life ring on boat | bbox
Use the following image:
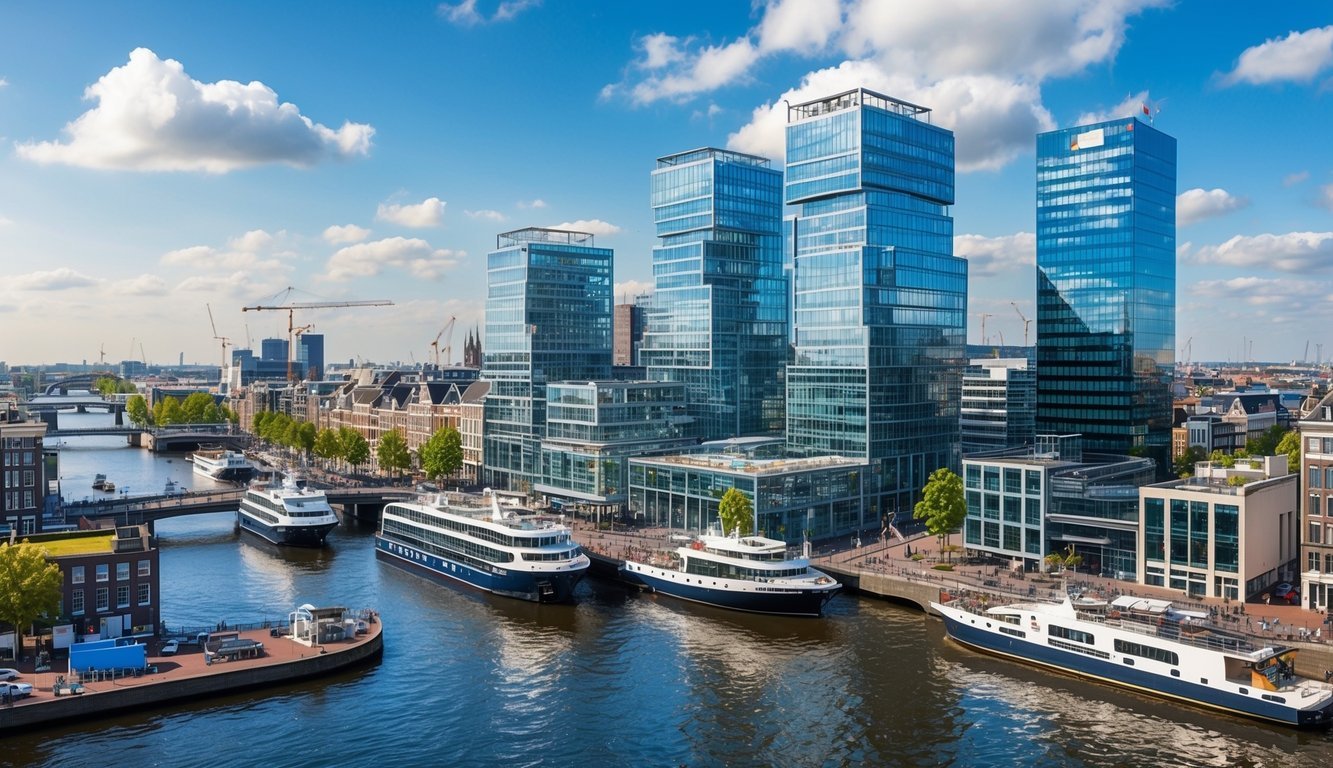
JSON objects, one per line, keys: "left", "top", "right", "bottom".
{"left": 691, "top": 541, "right": 704, "bottom": 550}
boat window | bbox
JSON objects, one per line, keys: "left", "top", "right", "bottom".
{"left": 1049, "top": 625, "right": 1094, "bottom": 645}
{"left": 1113, "top": 639, "right": 1179, "bottom": 666}
{"left": 998, "top": 626, "right": 1025, "bottom": 638}
{"left": 1122, "top": 658, "right": 1134, "bottom": 666}
{"left": 1239, "top": 687, "right": 1248, "bottom": 695}
{"left": 1261, "top": 694, "right": 1286, "bottom": 703}
{"left": 1170, "top": 669, "right": 1180, "bottom": 678}
{"left": 1200, "top": 678, "right": 1207, "bottom": 684}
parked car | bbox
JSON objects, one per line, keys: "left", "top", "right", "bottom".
{"left": 0, "top": 668, "right": 19, "bottom": 682}
{"left": 159, "top": 640, "right": 179, "bottom": 656}
{"left": 0, "top": 682, "right": 33, "bottom": 700}
{"left": 1273, "top": 582, "right": 1301, "bottom": 605}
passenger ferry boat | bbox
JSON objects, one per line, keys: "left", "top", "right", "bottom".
{"left": 620, "top": 530, "right": 841, "bottom": 617}
{"left": 192, "top": 448, "right": 257, "bottom": 483}
{"left": 237, "top": 474, "right": 338, "bottom": 547}
{"left": 375, "top": 490, "right": 589, "bottom": 603}
{"left": 933, "top": 594, "right": 1333, "bottom": 728}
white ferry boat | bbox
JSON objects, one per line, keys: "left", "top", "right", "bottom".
{"left": 191, "top": 448, "right": 257, "bottom": 483}
{"left": 375, "top": 490, "right": 588, "bottom": 603}
{"left": 933, "top": 594, "right": 1333, "bottom": 728}
{"left": 237, "top": 475, "right": 338, "bottom": 547}
{"left": 620, "top": 530, "right": 841, "bottom": 617}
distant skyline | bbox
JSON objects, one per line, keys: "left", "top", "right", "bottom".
{"left": 1, "top": 2, "right": 1331, "bottom": 366}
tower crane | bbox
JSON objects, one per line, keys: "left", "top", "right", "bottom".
{"left": 431, "top": 315, "right": 457, "bottom": 368}
{"left": 975, "top": 313, "right": 993, "bottom": 346}
{"left": 242, "top": 290, "right": 393, "bottom": 381}
{"left": 1011, "top": 302, "right": 1032, "bottom": 347}
{"left": 206, "top": 303, "right": 232, "bottom": 372}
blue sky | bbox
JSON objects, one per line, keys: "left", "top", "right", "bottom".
{"left": 1, "top": 1, "right": 1331, "bottom": 368}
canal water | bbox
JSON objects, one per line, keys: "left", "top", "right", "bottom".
{"left": 7, "top": 414, "right": 1333, "bottom": 767}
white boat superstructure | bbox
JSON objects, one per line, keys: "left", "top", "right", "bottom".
{"left": 934, "top": 594, "right": 1333, "bottom": 727}
{"left": 191, "top": 448, "right": 257, "bottom": 483}
{"left": 237, "top": 474, "right": 338, "bottom": 547}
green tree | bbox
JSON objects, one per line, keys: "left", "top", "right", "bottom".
{"left": 913, "top": 467, "right": 966, "bottom": 562}
{"left": 154, "top": 396, "right": 184, "bottom": 426}
{"left": 376, "top": 429, "right": 412, "bottom": 478}
{"left": 716, "top": 487, "right": 754, "bottom": 536}
{"left": 339, "top": 427, "right": 370, "bottom": 470}
{"left": 1208, "top": 449, "right": 1236, "bottom": 468}
{"left": 1276, "top": 429, "right": 1301, "bottom": 472}
{"left": 295, "top": 422, "right": 317, "bottom": 456}
{"left": 1044, "top": 544, "right": 1083, "bottom": 574}
{"left": 0, "top": 541, "right": 63, "bottom": 659}
{"left": 313, "top": 428, "right": 342, "bottom": 463}
{"left": 1173, "top": 445, "right": 1207, "bottom": 478}
{"left": 125, "top": 394, "right": 151, "bottom": 427}
{"left": 419, "top": 426, "right": 464, "bottom": 484}
{"left": 1247, "top": 424, "right": 1287, "bottom": 457}
{"left": 94, "top": 376, "right": 118, "bottom": 396}
{"left": 180, "top": 392, "right": 215, "bottom": 423}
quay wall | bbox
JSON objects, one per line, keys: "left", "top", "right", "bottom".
{"left": 0, "top": 629, "right": 383, "bottom": 734}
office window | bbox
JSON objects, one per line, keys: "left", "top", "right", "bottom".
{"left": 138, "top": 559, "right": 151, "bottom": 577}
{"left": 96, "top": 564, "right": 109, "bottom": 582}
{"left": 138, "top": 583, "right": 151, "bottom": 606}
{"left": 116, "top": 585, "right": 129, "bottom": 608}
{"left": 72, "top": 566, "right": 85, "bottom": 584}
{"left": 117, "top": 562, "right": 130, "bottom": 581}
{"left": 72, "top": 590, "right": 84, "bottom": 615}
{"left": 1310, "top": 522, "right": 1323, "bottom": 546}
{"left": 95, "top": 587, "right": 109, "bottom": 611}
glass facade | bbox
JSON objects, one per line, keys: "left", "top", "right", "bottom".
{"left": 1035, "top": 118, "right": 1176, "bottom": 467}
{"left": 640, "top": 148, "right": 787, "bottom": 440}
{"left": 536, "top": 381, "right": 695, "bottom": 507}
{"left": 783, "top": 88, "right": 966, "bottom": 521}
{"left": 482, "top": 228, "right": 613, "bottom": 491}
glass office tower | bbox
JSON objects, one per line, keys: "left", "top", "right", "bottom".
{"left": 640, "top": 148, "right": 787, "bottom": 440}
{"left": 1035, "top": 117, "right": 1175, "bottom": 468}
{"left": 482, "top": 228, "right": 613, "bottom": 491}
{"left": 784, "top": 88, "right": 967, "bottom": 520}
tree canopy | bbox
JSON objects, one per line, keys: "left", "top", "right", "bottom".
{"left": 913, "top": 467, "right": 966, "bottom": 561}
{"left": 0, "top": 541, "right": 63, "bottom": 658}
{"left": 376, "top": 429, "right": 413, "bottom": 477}
{"left": 125, "top": 394, "right": 151, "bottom": 427}
{"left": 1173, "top": 445, "right": 1207, "bottom": 478}
{"left": 717, "top": 487, "right": 753, "bottom": 536}
{"left": 419, "top": 426, "right": 464, "bottom": 484}
{"left": 1276, "top": 429, "right": 1301, "bottom": 473}
{"left": 339, "top": 427, "right": 370, "bottom": 469}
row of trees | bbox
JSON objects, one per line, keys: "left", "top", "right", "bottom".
{"left": 94, "top": 377, "right": 137, "bottom": 396}
{"left": 251, "top": 411, "right": 464, "bottom": 482}
{"left": 125, "top": 392, "right": 238, "bottom": 428}
{"left": 1172, "top": 425, "right": 1301, "bottom": 478}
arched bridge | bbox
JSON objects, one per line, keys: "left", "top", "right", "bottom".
{"left": 43, "top": 373, "right": 122, "bottom": 395}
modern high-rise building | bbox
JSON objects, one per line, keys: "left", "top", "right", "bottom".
{"left": 1035, "top": 117, "right": 1176, "bottom": 468}
{"left": 481, "top": 227, "right": 613, "bottom": 492}
{"left": 640, "top": 148, "right": 787, "bottom": 441}
{"left": 613, "top": 302, "right": 644, "bottom": 367}
{"left": 296, "top": 333, "right": 324, "bottom": 382}
{"left": 783, "top": 88, "right": 967, "bottom": 520}
{"left": 960, "top": 357, "right": 1036, "bottom": 454}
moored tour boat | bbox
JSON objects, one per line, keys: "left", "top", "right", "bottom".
{"left": 620, "top": 529, "right": 841, "bottom": 618}
{"left": 932, "top": 594, "right": 1333, "bottom": 728}
{"left": 192, "top": 447, "right": 257, "bottom": 483}
{"left": 237, "top": 474, "right": 338, "bottom": 547}
{"left": 375, "top": 490, "right": 588, "bottom": 603}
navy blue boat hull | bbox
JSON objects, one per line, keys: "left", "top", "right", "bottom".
{"left": 938, "top": 609, "right": 1333, "bottom": 728}
{"left": 238, "top": 510, "right": 336, "bottom": 547}
{"left": 375, "top": 535, "right": 585, "bottom": 603}
{"left": 624, "top": 566, "right": 837, "bottom": 618}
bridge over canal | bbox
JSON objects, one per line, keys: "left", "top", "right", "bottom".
{"left": 62, "top": 485, "right": 417, "bottom": 527}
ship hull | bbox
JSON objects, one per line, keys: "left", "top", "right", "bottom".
{"left": 375, "top": 535, "right": 586, "bottom": 603}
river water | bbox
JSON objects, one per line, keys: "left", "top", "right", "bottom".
{"left": 6, "top": 414, "right": 1332, "bottom": 767}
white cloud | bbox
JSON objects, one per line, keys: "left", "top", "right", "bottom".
{"left": 517, "top": 198, "right": 547, "bottom": 209}
{"left": 1189, "top": 276, "right": 1326, "bottom": 313}
{"left": 9, "top": 267, "right": 99, "bottom": 291}
{"left": 613, "top": 280, "right": 654, "bottom": 302}
{"left": 548, "top": 219, "right": 622, "bottom": 237}
{"left": 176, "top": 270, "right": 262, "bottom": 296}
{"left": 726, "top": 62, "right": 1054, "bottom": 171}
{"left": 628, "top": 38, "right": 760, "bottom": 105}
{"left": 113, "top": 274, "right": 168, "bottom": 296}
{"left": 325, "top": 237, "right": 462, "bottom": 281}
{"left": 639, "top": 33, "right": 686, "bottom": 70}
{"left": 1074, "top": 90, "right": 1152, "bottom": 125}
{"left": 228, "top": 228, "right": 274, "bottom": 252}
{"left": 757, "top": 0, "right": 842, "bottom": 54}
{"left": 15, "top": 48, "right": 373, "bottom": 173}
{"left": 0, "top": 215, "right": 12, "bottom": 227}
{"left": 1221, "top": 25, "right": 1333, "bottom": 86}
{"left": 376, "top": 197, "right": 445, "bottom": 228}
{"left": 323, "top": 224, "right": 371, "bottom": 244}
{"left": 1284, "top": 171, "right": 1310, "bottom": 187}
{"left": 465, "top": 209, "right": 507, "bottom": 222}
{"left": 1320, "top": 184, "right": 1333, "bottom": 212}
{"left": 1184, "top": 231, "right": 1333, "bottom": 272}
{"left": 1176, "top": 188, "right": 1248, "bottom": 227}
{"left": 160, "top": 230, "right": 292, "bottom": 273}
{"left": 954, "top": 232, "right": 1035, "bottom": 276}
{"left": 0, "top": 78, "right": 7, "bottom": 88}
{"left": 438, "top": 0, "right": 539, "bottom": 26}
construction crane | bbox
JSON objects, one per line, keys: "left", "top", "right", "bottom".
{"left": 242, "top": 290, "right": 393, "bottom": 381}
{"left": 1011, "top": 302, "right": 1032, "bottom": 347}
{"left": 1181, "top": 336, "right": 1192, "bottom": 375}
{"left": 975, "top": 313, "right": 993, "bottom": 346}
{"left": 431, "top": 315, "right": 457, "bottom": 368}
{"left": 206, "top": 303, "right": 232, "bottom": 372}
